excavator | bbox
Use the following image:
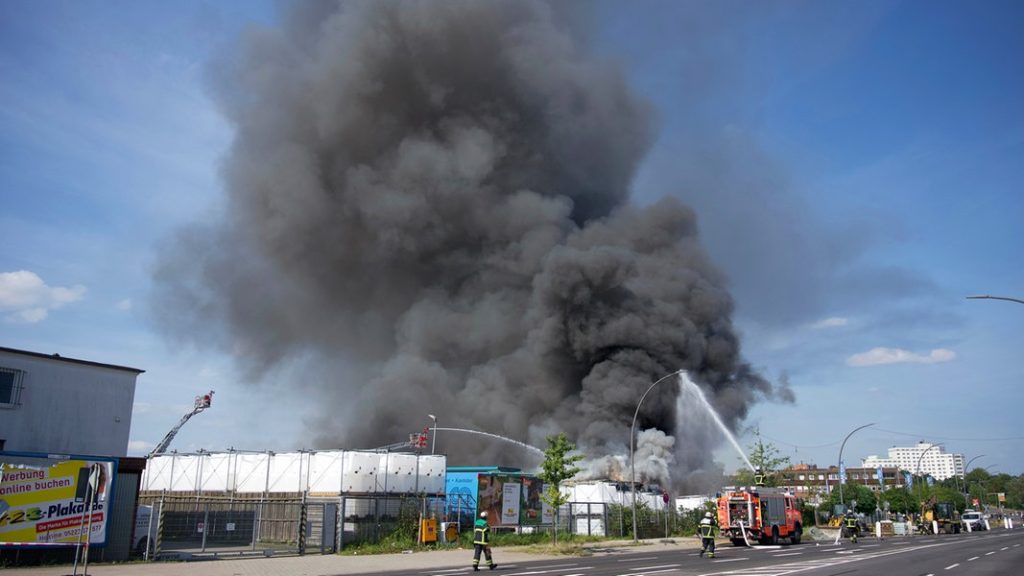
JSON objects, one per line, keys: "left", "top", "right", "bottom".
{"left": 147, "top": 391, "right": 214, "bottom": 457}
{"left": 917, "top": 496, "right": 962, "bottom": 534}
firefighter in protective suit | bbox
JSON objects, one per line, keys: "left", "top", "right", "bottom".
{"left": 698, "top": 511, "right": 718, "bottom": 558}
{"left": 473, "top": 511, "right": 496, "bottom": 571}
{"left": 844, "top": 511, "right": 859, "bottom": 543}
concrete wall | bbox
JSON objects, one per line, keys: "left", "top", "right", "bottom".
{"left": 0, "top": 349, "right": 140, "bottom": 457}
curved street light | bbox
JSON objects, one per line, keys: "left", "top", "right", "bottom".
{"left": 630, "top": 369, "right": 683, "bottom": 543}
{"left": 428, "top": 414, "right": 437, "bottom": 454}
{"left": 915, "top": 443, "right": 943, "bottom": 502}
{"left": 966, "top": 295, "right": 1024, "bottom": 305}
{"left": 962, "top": 454, "right": 986, "bottom": 494}
{"left": 837, "top": 423, "right": 874, "bottom": 510}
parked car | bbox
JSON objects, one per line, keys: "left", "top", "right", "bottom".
{"left": 961, "top": 510, "right": 986, "bottom": 531}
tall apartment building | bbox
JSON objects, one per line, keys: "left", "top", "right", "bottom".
{"left": 862, "top": 442, "right": 964, "bottom": 481}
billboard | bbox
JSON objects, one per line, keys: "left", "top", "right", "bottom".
{"left": 477, "top": 474, "right": 549, "bottom": 527}
{"left": 446, "top": 471, "right": 480, "bottom": 517}
{"left": 0, "top": 453, "right": 117, "bottom": 547}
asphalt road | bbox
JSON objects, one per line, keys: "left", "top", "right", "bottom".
{"left": 351, "top": 531, "right": 1024, "bottom": 576}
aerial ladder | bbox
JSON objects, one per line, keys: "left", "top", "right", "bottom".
{"left": 148, "top": 391, "right": 214, "bottom": 457}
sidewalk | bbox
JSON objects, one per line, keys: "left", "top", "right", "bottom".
{"left": 2, "top": 538, "right": 704, "bottom": 576}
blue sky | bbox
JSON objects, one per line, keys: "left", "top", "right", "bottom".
{"left": 1, "top": 1, "right": 1021, "bottom": 475}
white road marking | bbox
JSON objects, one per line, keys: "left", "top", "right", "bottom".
{"left": 1001, "top": 546, "right": 1009, "bottom": 550}
{"left": 771, "top": 552, "right": 802, "bottom": 557}
{"left": 633, "top": 565, "right": 680, "bottom": 570}
{"left": 945, "top": 563, "right": 959, "bottom": 570}
{"left": 711, "top": 557, "right": 748, "bottom": 562}
{"left": 985, "top": 551, "right": 996, "bottom": 555}
{"left": 968, "top": 556, "right": 980, "bottom": 561}
{"left": 618, "top": 556, "right": 659, "bottom": 562}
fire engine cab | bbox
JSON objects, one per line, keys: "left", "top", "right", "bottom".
{"left": 717, "top": 486, "right": 803, "bottom": 546}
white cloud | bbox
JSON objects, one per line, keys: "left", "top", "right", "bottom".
{"left": 132, "top": 402, "right": 151, "bottom": 415}
{"left": 846, "top": 347, "right": 956, "bottom": 367}
{"left": 116, "top": 298, "right": 133, "bottom": 311}
{"left": 128, "top": 440, "right": 155, "bottom": 455}
{"left": 810, "top": 316, "right": 848, "bottom": 329}
{"left": 0, "top": 270, "right": 86, "bottom": 323}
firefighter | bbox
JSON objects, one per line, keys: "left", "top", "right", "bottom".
{"left": 844, "top": 510, "right": 859, "bottom": 543}
{"left": 698, "top": 511, "right": 718, "bottom": 558}
{"left": 472, "top": 511, "right": 496, "bottom": 571}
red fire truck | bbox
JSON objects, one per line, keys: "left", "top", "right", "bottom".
{"left": 716, "top": 487, "right": 803, "bottom": 546}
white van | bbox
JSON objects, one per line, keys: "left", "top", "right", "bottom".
{"left": 961, "top": 510, "right": 986, "bottom": 531}
{"left": 133, "top": 504, "right": 158, "bottom": 555}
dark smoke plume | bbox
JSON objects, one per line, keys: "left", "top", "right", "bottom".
{"left": 153, "top": 0, "right": 791, "bottom": 490}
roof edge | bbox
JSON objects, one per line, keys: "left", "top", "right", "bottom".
{"left": 0, "top": 346, "right": 145, "bottom": 374}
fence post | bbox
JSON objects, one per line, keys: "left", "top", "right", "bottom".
{"left": 338, "top": 496, "right": 346, "bottom": 551}
{"left": 587, "top": 503, "right": 592, "bottom": 536}
{"left": 298, "top": 494, "right": 308, "bottom": 555}
{"left": 200, "top": 502, "right": 209, "bottom": 552}
{"left": 154, "top": 493, "right": 165, "bottom": 558}
{"left": 144, "top": 497, "right": 155, "bottom": 561}
{"left": 250, "top": 501, "right": 260, "bottom": 552}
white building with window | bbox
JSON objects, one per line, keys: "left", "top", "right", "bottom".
{"left": 0, "top": 346, "right": 143, "bottom": 456}
{"left": 862, "top": 442, "right": 965, "bottom": 480}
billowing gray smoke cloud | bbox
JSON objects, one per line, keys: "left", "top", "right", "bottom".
{"left": 153, "top": 0, "right": 791, "bottom": 490}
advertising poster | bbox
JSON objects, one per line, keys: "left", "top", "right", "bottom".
{"left": 520, "top": 476, "right": 546, "bottom": 526}
{"left": 476, "top": 474, "right": 551, "bottom": 527}
{"left": 0, "top": 455, "right": 117, "bottom": 547}
{"left": 445, "top": 472, "right": 479, "bottom": 520}
{"left": 501, "top": 482, "right": 520, "bottom": 525}
{"left": 477, "top": 475, "right": 505, "bottom": 524}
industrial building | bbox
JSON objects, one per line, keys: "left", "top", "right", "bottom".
{"left": 0, "top": 346, "right": 147, "bottom": 564}
{"left": 0, "top": 346, "right": 143, "bottom": 456}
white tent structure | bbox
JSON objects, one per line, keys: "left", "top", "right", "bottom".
{"left": 141, "top": 450, "right": 446, "bottom": 495}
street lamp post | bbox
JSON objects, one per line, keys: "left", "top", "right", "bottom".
{"left": 915, "top": 443, "right": 943, "bottom": 503}
{"left": 967, "top": 295, "right": 1024, "bottom": 305}
{"left": 962, "top": 455, "right": 985, "bottom": 499}
{"left": 837, "top": 423, "right": 874, "bottom": 511}
{"left": 428, "top": 414, "right": 437, "bottom": 455}
{"left": 630, "top": 369, "right": 683, "bottom": 543}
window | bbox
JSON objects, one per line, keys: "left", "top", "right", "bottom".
{"left": 0, "top": 367, "right": 25, "bottom": 407}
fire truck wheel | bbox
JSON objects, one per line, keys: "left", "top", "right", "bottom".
{"left": 768, "top": 526, "right": 779, "bottom": 545}
{"left": 731, "top": 538, "right": 746, "bottom": 547}
{"left": 790, "top": 525, "right": 802, "bottom": 545}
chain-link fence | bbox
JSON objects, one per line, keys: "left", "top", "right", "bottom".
{"left": 134, "top": 493, "right": 451, "bottom": 559}
{"left": 135, "top": 494, "right": 339, "bottom": 559}
{"left": 528, "top": 502, "right": 702, "bottom": 541}
{"left": 133, "top": 493, "right": 703, "bottom": 560}
{"left": 338, "top": 494, "right": 446, "bottom": 548}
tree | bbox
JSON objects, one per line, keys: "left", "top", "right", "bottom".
{"left": 537, "top": 432, "right": 584, "bottom": 545}
{"left": 824, "top": 483, "right": 876, "bottom": 514}
{"left": 734, "top": 429, "right": 791, "bottom": 487}
{"left": 880, "top": 487, "right": 917, "bottom": 514}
